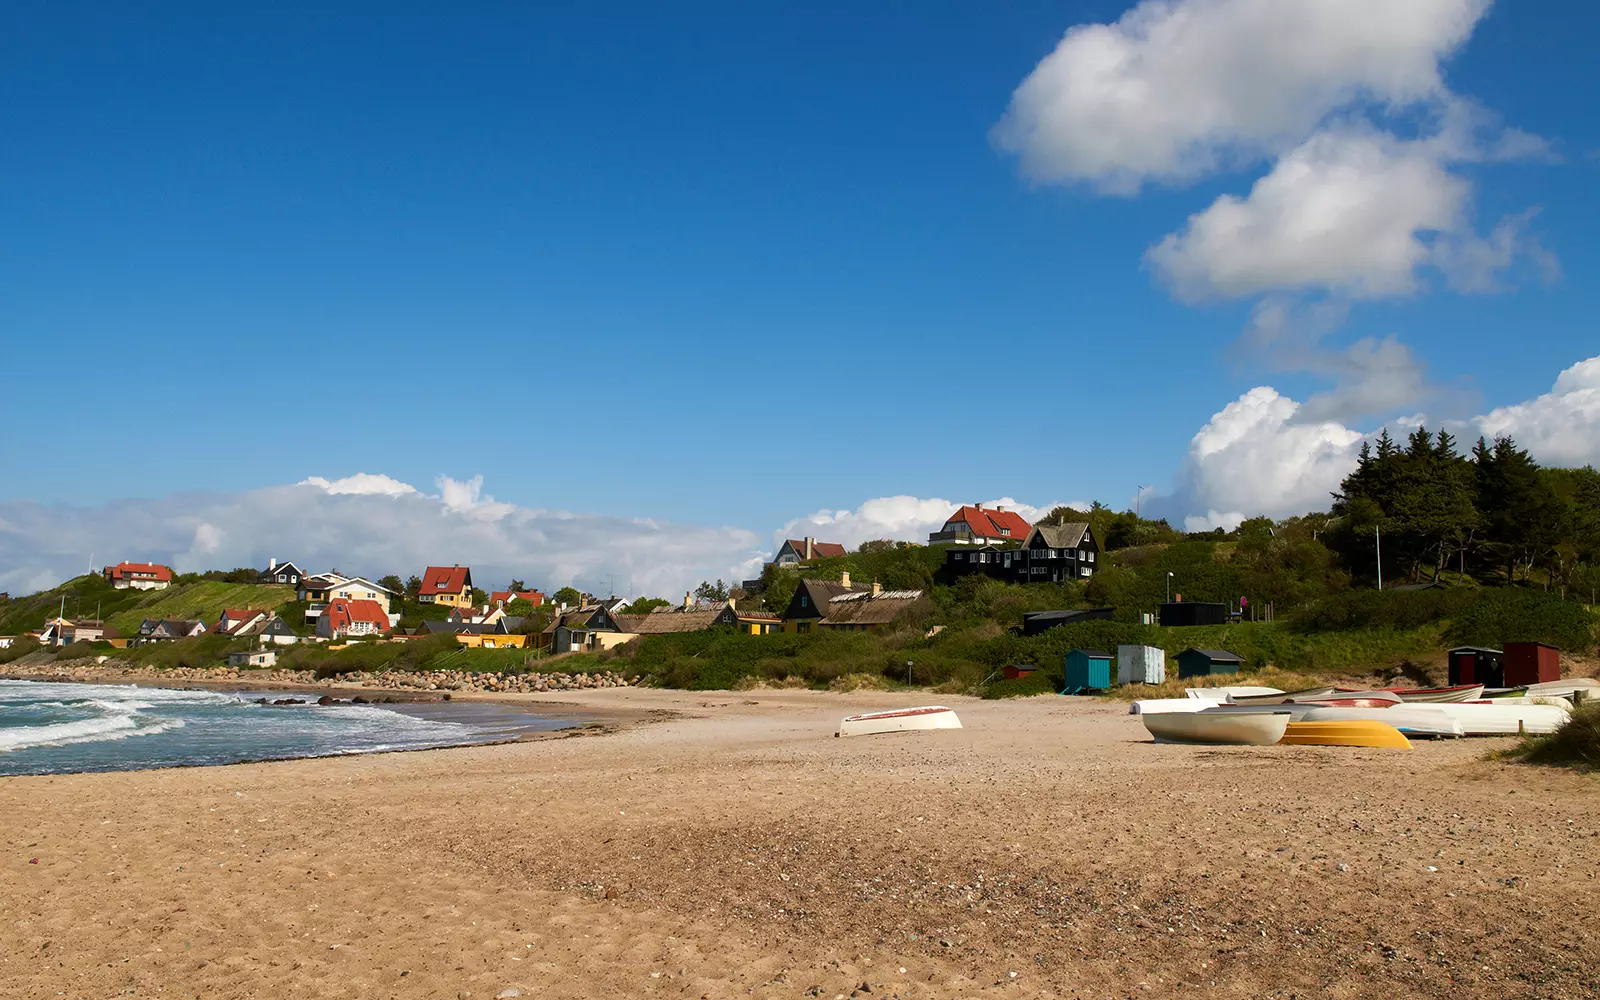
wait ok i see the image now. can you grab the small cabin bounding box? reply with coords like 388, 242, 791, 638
1176, 647, 1242, 679
1002, 664, 1038, 681
1063, 648, 1112, 694
1116, 644, 1166, 685
1503, 642, 1560, 686
226, 649, 277, 668
1159, 602, 1229, 627
1447, 646, 1505, 687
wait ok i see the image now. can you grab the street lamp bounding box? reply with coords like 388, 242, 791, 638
1165, 572, 1174, 603
906, 660, 915, 688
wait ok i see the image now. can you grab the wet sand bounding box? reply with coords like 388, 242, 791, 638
2, 688, 1596, 999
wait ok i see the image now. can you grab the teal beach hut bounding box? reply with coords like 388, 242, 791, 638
1062, 648, 1112, 694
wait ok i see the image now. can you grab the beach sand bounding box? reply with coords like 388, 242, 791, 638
2, 688, 1596, 999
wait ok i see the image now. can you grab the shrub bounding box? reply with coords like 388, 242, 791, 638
1503, 703, 1600, 771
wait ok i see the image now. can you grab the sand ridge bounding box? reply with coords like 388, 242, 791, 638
2, 688, 1597, 999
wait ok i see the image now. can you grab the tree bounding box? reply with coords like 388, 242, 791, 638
622, 596, 671, 615
553, 586, 582, 608
469, 587, 488, 607
405, 575, 422, 601
509, 579, 527, 594
693, 579, 728, 603
378, 575, 404, 598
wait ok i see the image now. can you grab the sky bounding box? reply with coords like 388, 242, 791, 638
1, 0, 1597, 597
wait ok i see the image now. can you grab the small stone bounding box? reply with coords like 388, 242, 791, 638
496, 990, 521, 998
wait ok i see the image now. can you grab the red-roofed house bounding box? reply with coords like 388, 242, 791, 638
773, 538, 848, 567
927, 504, 1032, 546
316, 598, 391, 639
490, 589, 545, 608
103, 562, 174, 591
215, 608, 270, 637
418, 566, 473, 607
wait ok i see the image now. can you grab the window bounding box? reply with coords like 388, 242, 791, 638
800, 594, 809, 609
954, 552, 965, 561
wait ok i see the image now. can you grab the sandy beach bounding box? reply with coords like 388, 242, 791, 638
3, 688, 1597, 1000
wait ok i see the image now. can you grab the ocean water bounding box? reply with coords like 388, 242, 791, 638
0, 679, 583, 776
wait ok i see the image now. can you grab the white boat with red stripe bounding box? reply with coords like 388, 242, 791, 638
837, 705, 963, 737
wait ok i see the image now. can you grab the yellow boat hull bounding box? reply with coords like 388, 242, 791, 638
1280, 720, 1412, 749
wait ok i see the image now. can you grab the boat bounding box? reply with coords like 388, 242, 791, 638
1382, 684, 1485, 703
1143, 711, 1292, 745
1279, 721, 1412, 749
1288, 690, 1402, 708
1423, 703, 1570, 736
1523, 679, 1600, 700
1130, 698, 1224, 714
836, 705, 962, 737
1186, 686, 1282, 700
1229, 687, 1335, 705
1298, 706, 1463, 738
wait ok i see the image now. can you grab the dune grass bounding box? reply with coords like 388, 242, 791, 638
1502, 703, 1600, 772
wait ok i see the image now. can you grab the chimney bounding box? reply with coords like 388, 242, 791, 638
871, 581, 882, 597
804, 536, 815, 560
684, 591, 693, 610
727, 596, 737, 611
269, 557, 277, 571
996, 505, 1007, 513
841, 570, 851, 589
974, 502, 983, 510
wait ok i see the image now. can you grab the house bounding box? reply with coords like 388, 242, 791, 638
490, 589, 545, 608
38, 618, 115, 646
780, 573, 864, 633
137, 618, 207, 643
1020, 608, 1115, 637
1159, 602, 1229, 627
772, 537, 848, 567
315, 598, 391, 640
938, 520, 1100, 586
716, 600, 784, 635
257, 615, 302, 646
546, 603, 636, 654
258, 559, 304, 587
418, 565, 473, 607
298, 574, 395, 625
0, 636, 15, 649
226, 649, 278, 668
611, 593, 780, 636
1176, 648, 1243, 679
927, 504, 1032, 546
214, 608, 270, 637
103, 562, 173, 591
815, 585, 930, 633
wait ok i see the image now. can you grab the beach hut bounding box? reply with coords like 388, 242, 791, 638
1447, 646, 1505, 687
1503, 642, 1560, 686
1001, 664, 1037, 680
1176, 648, 1243, 679
1062, 648, 1112, 694
1116, 644, 1166, 685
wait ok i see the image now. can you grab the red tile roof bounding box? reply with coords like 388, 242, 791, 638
783, 540, 848, 560
946, 505, 1032, 541
325, 598, 390, 634
491, 590, 545, 607
419, 566, 472, 596
103, 562, 173, 582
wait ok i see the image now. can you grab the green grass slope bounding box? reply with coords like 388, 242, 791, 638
0, 575, 294, 637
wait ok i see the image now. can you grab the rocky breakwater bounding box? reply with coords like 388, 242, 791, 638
2, 659, 635, 695
2, 661, 319, 685
329, 669, 635, 694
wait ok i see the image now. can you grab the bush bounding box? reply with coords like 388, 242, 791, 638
0, 636, 42, 664
1503, 703, 1600, 771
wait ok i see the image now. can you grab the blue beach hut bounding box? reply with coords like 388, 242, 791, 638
1062, 648, 1112, 694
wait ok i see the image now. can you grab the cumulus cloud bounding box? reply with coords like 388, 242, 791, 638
298, 473, 418, 496
774, 495, 1085, 553
0, 479, 765, 601
1472, 354, 1600, 466
993, 0, 1488, 192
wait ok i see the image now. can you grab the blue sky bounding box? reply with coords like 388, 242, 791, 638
1, 1, 1598, 592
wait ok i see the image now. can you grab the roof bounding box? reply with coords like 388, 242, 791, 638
491, 590, 544, 606
1068, 648, 1113, 659
793, 578, 860, 615
325, 598, 390, 633
419, 566, 472, 596
1028, 521, 1090, 548
615, 603, 728, 634
945, 505, 1032, 541
1181, 648, 1243, 663
781, 539, 848, 560
104, 562, 173, 582
817, 590, 926, 626
300, 574, 344, 589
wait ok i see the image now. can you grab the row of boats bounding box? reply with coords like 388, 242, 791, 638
1135, 679, 1596, 747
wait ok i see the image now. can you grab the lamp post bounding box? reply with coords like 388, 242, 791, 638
906, 660, 914, 688
1165, 572, 1174, 604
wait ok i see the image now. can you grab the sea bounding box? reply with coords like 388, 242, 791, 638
0, 679, 584, 777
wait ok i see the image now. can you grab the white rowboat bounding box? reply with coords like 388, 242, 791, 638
1298, 706, 1464, 738
1422, 703, 1569, 736
837, 705, 962, 737
1143, 711, 1291, 746
1131, 698, 1224, 715
1186, 686, 1281, 700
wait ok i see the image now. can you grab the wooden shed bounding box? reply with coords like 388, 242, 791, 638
1503, 642, 1560, 686
1159, 602, 1228, 627
1062, 648, 1112, 694
1176, 648, 1242, 679
1447, 646, 1505, 687
1116, 644, 1166, 685
1001, 664, 1037, 680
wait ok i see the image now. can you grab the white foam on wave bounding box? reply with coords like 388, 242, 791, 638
0, 713, 183, 752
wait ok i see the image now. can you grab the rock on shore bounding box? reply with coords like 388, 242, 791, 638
0, 661, 635, 695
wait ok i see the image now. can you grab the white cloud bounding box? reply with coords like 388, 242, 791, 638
1472, 354, 1600, 466
0, 479, 765, 601
775, 495, 1078, 553
993, 0, 1489, 192
299, 473, 419, 496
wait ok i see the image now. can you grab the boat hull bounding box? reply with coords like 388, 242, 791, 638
1131, 698, 1223, 715
1385, 684, 1485, 703
1422, 703, 1569, 736
1143, 711, 1291, 746
1280, 721, 1412, 749
837, 705, 962, 737
1299, 706, 1463, 738
1231, 687, 1335, 705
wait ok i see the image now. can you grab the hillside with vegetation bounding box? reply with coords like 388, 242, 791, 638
0, 573, 295, 638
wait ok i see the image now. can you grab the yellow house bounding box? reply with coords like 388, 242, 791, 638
419, 565, 473, 607
455, 632, 530, 649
